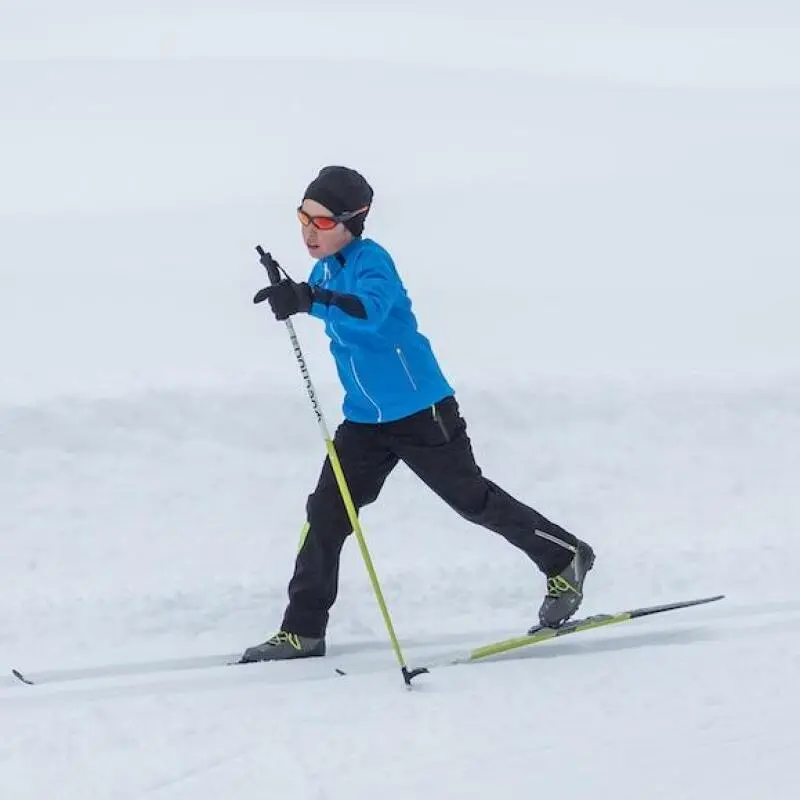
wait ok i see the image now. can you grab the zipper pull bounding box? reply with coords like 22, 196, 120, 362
432, 403, 450, 441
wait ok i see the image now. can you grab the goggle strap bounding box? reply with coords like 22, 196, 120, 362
298, 205, 369, 229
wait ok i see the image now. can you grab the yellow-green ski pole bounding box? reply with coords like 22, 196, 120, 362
255, 246, 426, 688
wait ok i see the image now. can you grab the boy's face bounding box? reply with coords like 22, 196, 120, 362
300, 199, 354, 259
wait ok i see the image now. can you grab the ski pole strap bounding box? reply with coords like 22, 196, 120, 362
256, 246, 281, 285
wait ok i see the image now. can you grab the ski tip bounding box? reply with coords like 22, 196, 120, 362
335, 668, 346, 676
12, 669, 34, 686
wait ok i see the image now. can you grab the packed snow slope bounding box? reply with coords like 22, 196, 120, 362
2, 2, 799, 798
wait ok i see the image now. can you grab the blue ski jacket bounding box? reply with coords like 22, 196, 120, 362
307, 237, 454, 423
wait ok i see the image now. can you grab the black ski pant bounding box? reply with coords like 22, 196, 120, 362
281, 395, 580, 638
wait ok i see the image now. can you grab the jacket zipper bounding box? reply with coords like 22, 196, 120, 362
350, 356, 383, 422
396, 347, 418, 391
331, 322, 381, 421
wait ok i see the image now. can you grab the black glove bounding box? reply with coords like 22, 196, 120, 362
254, 278, 314, 321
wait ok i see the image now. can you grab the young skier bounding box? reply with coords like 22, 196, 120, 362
242, 166, 595, 662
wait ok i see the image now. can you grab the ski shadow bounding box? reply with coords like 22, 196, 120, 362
330, 627, 506, 657
479, 610, 800, 665
693, 596, 800, 623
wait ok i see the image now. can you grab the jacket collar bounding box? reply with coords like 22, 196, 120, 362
331, 236, 363, 266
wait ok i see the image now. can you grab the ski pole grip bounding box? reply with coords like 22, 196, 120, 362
255, 245, 281, 286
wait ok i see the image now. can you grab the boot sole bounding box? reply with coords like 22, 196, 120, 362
240, 641, 326, 663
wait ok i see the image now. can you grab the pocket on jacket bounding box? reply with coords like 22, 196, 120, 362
395, 347, 419, 391
388, 396, 461, 448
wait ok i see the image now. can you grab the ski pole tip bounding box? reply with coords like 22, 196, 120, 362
402, 666, 429, 687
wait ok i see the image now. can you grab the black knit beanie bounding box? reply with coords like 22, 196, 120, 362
302, 166, 373, 237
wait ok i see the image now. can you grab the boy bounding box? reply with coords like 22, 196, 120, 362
242, 166, 594, 662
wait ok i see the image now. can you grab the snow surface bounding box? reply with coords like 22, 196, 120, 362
2, 1, 800, 798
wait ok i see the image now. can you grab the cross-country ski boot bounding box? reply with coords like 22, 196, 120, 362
536, 540, 595, 630
238, 631, 326, 663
